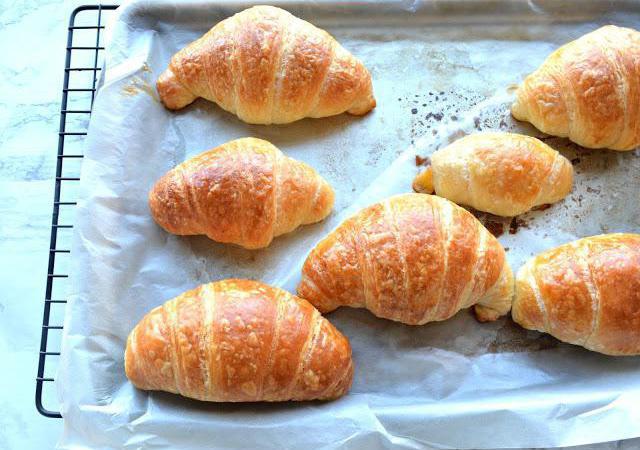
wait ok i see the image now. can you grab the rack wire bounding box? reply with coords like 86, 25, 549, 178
36, 4, 119, 419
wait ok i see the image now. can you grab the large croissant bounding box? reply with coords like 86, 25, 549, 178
512, 25, 640, 150
149, 137, 334, 249
157, 5, 376, 124
412, 132, 574, 216
298, 194, 514, 325
125, 279, 353, 401
513, 233, 640, 356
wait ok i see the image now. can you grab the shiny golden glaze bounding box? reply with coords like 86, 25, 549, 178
148, 137, 334, 249
513, 234, 640, 355
298, 193, 514, 325
512, 25, 640, 150
157, 5, 376, 124
125, 279, 353, 401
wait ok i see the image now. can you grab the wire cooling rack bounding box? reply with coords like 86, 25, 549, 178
36, 4, 119, 419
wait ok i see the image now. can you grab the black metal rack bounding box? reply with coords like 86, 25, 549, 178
36, 4, 119, 419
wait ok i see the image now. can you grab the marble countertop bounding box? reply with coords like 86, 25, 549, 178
1, 0, 70, 448
0, 1, 638, 449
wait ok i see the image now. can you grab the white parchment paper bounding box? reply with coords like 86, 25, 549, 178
58, 1, 640, 448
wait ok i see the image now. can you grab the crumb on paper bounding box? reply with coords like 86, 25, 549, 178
506, 83, 519, 93
484, 220, 505, 237
464, 207, 508, 237
415, 155, 430, 167
121, 75, 160, 101
509, 217, 528, 234
586, 186, 601, 194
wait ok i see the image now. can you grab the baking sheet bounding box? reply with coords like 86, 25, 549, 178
57, 1, 640, 448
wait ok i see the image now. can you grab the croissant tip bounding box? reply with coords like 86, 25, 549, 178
347, 98, 376, 116
473, 304, 503, 323
156, 68, 197, 110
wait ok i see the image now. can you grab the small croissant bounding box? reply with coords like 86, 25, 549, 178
513, 234, 640, 356
512, 25, 640, 150
298, 193, 514, 325
413, 132, 574, 217
148, 137, 334, 249
157, 5, 376, 124
125, 279, 354, 401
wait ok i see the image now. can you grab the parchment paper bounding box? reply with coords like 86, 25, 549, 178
58, 1, 640, 448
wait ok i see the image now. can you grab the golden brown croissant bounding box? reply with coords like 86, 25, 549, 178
512, 25, 640, 150
513, 233, 640, 356
157, 5, 376, 124
148, 137, 334, 249
298, 193, 514, 325
412, 132, 574, 217
125, 279, 353, 402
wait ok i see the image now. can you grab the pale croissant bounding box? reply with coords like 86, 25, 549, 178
512, 25, 640, 150
413, 132, 573, 217
298, 194, 514, 325
125, 279, 353, 401
157, 5, 376, 124
513, 233, 640, 356
148, 137, 334, 249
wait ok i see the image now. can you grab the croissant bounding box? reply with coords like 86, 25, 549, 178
148, 137, 334, 249
157, 5, 376, 124
512, 25, 640, 150
513, 234, 640, 356
125, 279, 353, 402
412, 132, 574, 217
298, 193, 514, 325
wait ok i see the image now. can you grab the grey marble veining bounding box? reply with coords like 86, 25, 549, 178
0, 0, 639, 449
1, 0, 73, 448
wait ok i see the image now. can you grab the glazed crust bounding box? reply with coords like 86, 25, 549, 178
421, 132, 574, 217
513, 234, 640, 356
156, 5, 376, 124
297, 194, 514, 325
512, 25, 640, 150
125, 279, 353, 402
148, 137, 334, 249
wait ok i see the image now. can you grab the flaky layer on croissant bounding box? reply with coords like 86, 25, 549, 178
157, 5, 376, 124
513, 234, 640, 356
148, 137, 334, 249
413, 132, 574, 217
125, 279, 353, 402
298, 194, 514, 325
512, 25, 640, 151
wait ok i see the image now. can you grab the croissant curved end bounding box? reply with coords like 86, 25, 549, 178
347, 93, 376, 116
124, 326, 149, 391
510, 92, 528, 123
297, 273, 339, 314
148, 172, 193, 236
474, 261, 515, 322
310, 182, 335, 224
157, 67, 198, 110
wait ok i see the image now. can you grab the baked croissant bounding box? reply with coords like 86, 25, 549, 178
412, 132, 574, 217
298, 193, 514, 325
513, 233, 640, 356
512, 25, 640, 150
148, 137, 334, 249
125, 279, 353, 402
157, 5, 376, 124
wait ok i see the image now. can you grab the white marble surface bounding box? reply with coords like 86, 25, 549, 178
0, 0, 97, 448
1, 0, 639, 449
